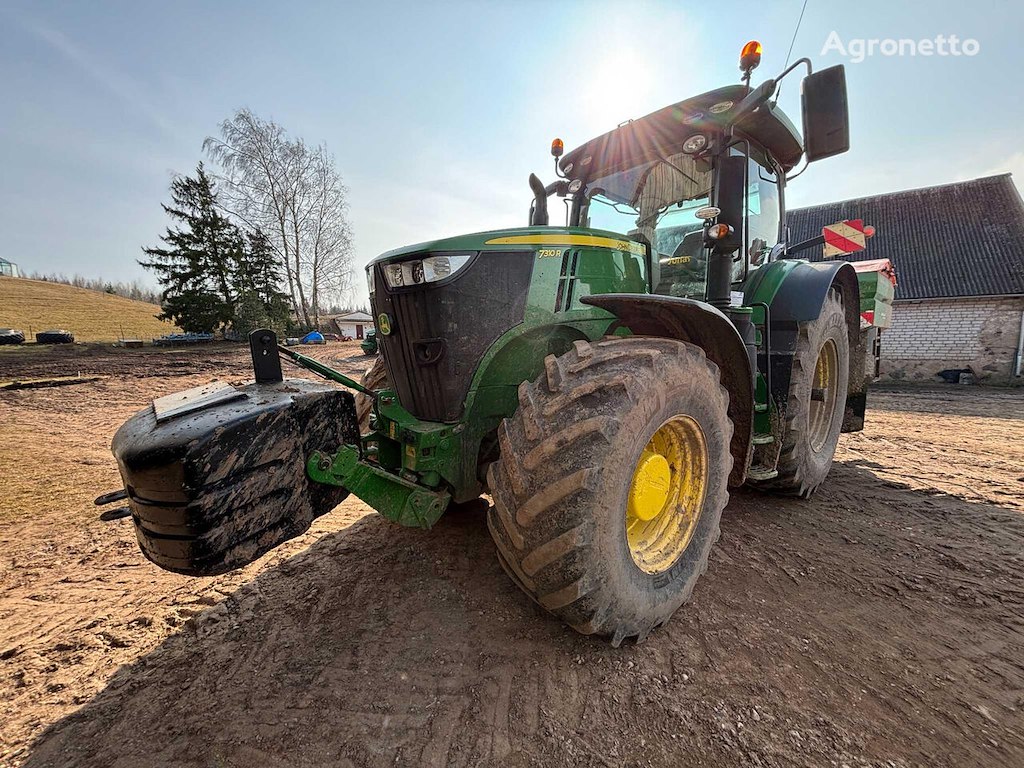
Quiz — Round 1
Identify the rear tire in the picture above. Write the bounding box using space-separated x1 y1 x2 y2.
486 337 733 646
755 289 849 497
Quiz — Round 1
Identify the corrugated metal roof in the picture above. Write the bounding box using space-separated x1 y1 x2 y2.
786 174 1024 300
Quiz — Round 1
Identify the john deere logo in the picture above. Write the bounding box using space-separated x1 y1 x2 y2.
378 313 392 335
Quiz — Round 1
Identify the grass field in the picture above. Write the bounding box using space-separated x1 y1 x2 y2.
0 277 179 342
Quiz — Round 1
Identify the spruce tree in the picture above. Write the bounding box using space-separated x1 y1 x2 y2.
140 163 244 333
230 229 293 335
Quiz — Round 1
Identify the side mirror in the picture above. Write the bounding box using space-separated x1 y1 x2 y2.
802 65 849 162
711 154 746 254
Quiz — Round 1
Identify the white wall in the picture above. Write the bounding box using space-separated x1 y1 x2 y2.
336 321 374 339
880 297 1024 383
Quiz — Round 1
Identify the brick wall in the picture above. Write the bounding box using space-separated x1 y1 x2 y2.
880 296 1024 383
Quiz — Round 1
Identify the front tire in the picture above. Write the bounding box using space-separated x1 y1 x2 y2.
487 337 733 646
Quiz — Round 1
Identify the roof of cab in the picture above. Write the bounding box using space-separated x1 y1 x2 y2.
559 84 804 180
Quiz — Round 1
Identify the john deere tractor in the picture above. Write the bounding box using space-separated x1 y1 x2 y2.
105 45 887 645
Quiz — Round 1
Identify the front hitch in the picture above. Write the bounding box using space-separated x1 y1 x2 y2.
307 445 450 528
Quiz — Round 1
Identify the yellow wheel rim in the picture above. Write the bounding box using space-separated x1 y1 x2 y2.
626 415 708 574
808 339 839 451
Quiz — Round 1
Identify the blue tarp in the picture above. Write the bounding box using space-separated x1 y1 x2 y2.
301 331 325 344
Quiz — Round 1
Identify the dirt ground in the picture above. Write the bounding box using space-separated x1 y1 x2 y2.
1 342 1022 767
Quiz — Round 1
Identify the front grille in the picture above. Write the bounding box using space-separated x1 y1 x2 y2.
372 250 533 422
383 278 445 418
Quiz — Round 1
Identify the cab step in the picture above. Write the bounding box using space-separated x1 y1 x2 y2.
752 433 775 445
746 465 779 481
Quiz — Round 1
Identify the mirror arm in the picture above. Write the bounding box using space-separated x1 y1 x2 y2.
772 57 813 103
782 232 824 258
546 180 570 197
775 57 813 83
731 58 814 125
783 159 809 184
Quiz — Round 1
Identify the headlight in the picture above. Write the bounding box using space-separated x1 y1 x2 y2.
385 262 406 288
423 254 470 282
382 253 473 289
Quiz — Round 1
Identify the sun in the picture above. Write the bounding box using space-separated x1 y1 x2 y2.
579 43 658 133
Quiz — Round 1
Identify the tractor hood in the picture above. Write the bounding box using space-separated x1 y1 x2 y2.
367 226 645 267
367 226 645 424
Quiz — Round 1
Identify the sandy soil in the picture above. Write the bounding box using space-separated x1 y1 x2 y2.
1 343 1022 767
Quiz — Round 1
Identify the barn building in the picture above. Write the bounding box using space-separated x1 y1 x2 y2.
788 174 1024 384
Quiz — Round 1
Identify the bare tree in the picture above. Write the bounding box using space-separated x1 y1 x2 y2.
306 150 354 326
203 109 354 328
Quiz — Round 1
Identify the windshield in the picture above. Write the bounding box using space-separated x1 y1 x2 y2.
585 151 711 255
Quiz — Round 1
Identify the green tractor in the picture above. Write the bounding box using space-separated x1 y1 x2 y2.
360 329 378 356
105 47 886 645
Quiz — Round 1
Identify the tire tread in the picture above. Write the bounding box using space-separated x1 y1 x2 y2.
487 336 732 644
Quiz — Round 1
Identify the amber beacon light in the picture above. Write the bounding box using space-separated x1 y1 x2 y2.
739 40 762 74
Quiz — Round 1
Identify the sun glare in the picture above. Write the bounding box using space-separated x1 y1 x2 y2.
580 43 658 131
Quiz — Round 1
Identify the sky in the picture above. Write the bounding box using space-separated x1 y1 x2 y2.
2 0 1021 306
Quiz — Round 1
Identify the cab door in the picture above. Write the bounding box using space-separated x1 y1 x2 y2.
736 147 783 283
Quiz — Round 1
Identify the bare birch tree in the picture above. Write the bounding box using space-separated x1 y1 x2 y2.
203 109 354 328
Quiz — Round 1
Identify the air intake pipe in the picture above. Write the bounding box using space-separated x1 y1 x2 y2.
707 154 747 309
528 173 549 226
528 175 569 226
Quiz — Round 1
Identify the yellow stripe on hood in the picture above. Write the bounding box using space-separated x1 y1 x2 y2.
484 234 645 257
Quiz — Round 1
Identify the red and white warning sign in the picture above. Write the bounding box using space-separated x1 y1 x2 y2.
822 219 867 258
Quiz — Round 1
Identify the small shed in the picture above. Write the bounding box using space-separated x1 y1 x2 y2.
329 311 374 340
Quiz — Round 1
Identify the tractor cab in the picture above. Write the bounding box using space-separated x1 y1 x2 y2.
529 53 849 313
560 87 794 302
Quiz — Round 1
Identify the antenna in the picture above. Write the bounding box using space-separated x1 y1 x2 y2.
775 0 810 102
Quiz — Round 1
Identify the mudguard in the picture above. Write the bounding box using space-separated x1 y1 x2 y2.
581 294 752 487
750 260 860 329
745 259 865 431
